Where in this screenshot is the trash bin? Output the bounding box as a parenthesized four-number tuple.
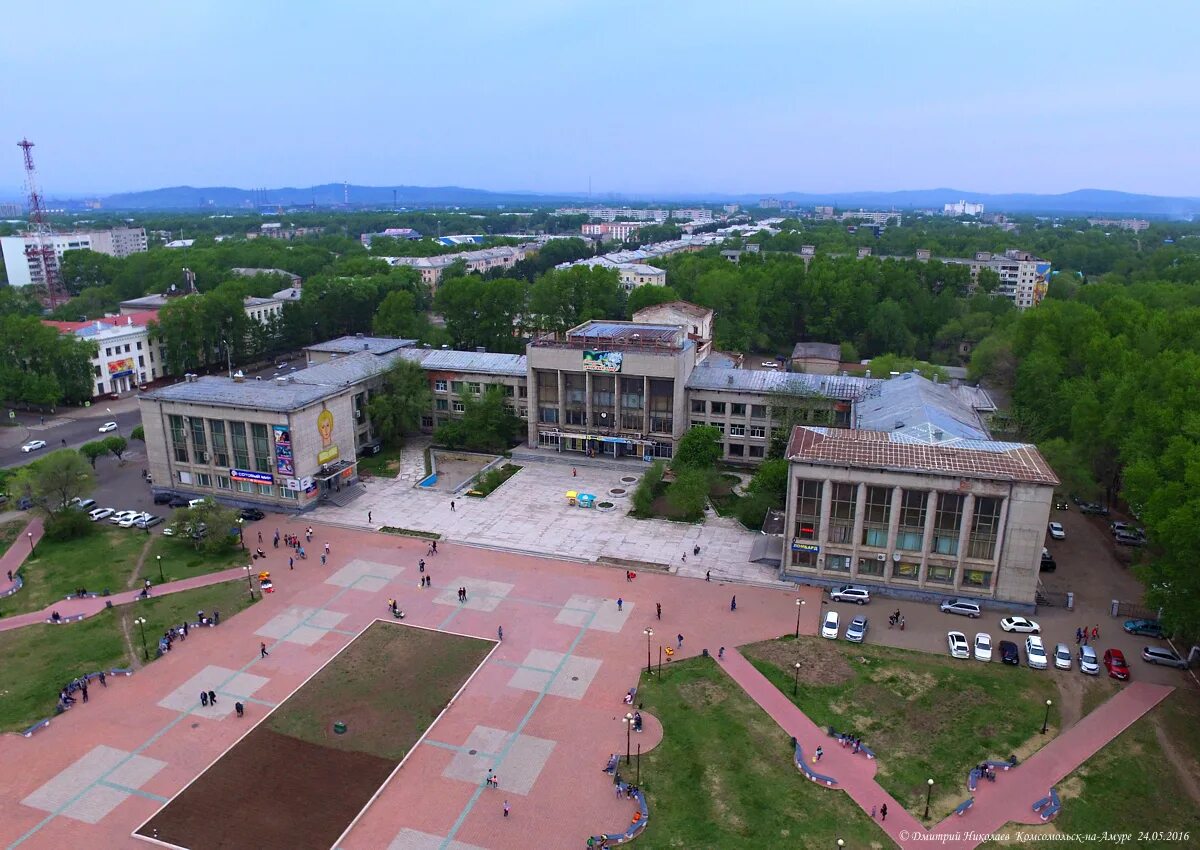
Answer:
(1110, 599, 1119, 618)
(1066, 592, 1074, 611)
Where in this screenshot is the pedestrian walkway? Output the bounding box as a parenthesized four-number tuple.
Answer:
(718, 648, 1174, 850)
(0, 565, 250, 632)
(0, 517, 43, 597)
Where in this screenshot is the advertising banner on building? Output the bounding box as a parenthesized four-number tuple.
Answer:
(230, 468, 274, 484)
(582, 350, 622, 373)
(272, 425, 294, 476)
(107, 357, 136, 378)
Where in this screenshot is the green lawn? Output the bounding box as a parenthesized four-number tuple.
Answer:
(142, 534, 246, 584)
(981, 693, 1200, 849)
(465, 463, 522, 497)
(0, 526, 148, 616)
(357, 445, 405, 478)
(0, 578, 258, 732)
(744, 636, 1059, 820)
(1, 517, 28, 558)
(266, 622, 492, 760)
(634, 656, 887, 849)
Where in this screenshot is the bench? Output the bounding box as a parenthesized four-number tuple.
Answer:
(968, 769, 980, 792)
(793, 741, 838, 788)
(954, 797, 975, 816)
(21, 718, 51, 738)
(828, 729, 876, 759)
(1032, 787, 1061, 821)
(589, 782, 650, 846)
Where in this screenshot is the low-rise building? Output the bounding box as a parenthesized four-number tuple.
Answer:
(789, 342, 842, 375)
(1, 227, 147, 287)
(944, 200, 985, 216)
(119, 293, 286, 323)
(360, 228, 421, 247)
(246, 223, 321, 240)
(383, 245, 531, 288)
(1086, 217, 1150, 232)
(44, 311, 166, 396)
(230, 267, 302, 287)
(581, 221, 648, 242)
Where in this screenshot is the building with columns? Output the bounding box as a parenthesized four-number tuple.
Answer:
(781, 373, 1056, 606)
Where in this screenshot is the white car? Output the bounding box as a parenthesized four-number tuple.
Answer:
(1053, 642, 1073, 670)
(97, 421, 119, 433)
(1026, 636, 1048, 669)
(829, 585, 871, 605)
(119, 512, 151, 528)
(973, 633, 993, 662)
(21, 440, 46, 453)
(1048, 522, 1066, 540)
(947, 631, 970, 659)
(71, 497, 97, 510)
(109, 510, 139, 525)
(1000, 616, 1041, 634)
(88, 507, 114, 521)
(820, 610, 840, 640)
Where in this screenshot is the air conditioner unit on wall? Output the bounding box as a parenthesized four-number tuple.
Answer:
(876, 553, 886, 561)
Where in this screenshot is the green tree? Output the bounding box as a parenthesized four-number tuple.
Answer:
(671, 426, 722, 471)
(632, 460, 665, 516)
(372, 289, 428, 340)
(11, 450, 95, 514)
(0, 315, 96, 405)
(626, 284, 680, 317)
(366, 359, 431, 446)
(434, 386, 522, 453)
(179, 500, 242, 555)
(103, 434, 128, 461)
(131, 425, 145, 442)
(80, 440, 109, 469)
(665, 468, 711, 520)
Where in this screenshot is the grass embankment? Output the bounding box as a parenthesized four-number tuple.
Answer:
(357, 445, 405, 478)
(744, 636, 1059, 820)
(0, 518, 26, 558)
(0, 579, 257, 732)
(634, 656, 886, 849)
(0, 527, 146, 616)
(466, 463, 521, 497)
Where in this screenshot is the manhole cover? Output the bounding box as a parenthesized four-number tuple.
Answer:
(190, 723, 199, 729)
(572, 676, 579, 681)
(468, 749, 478, 755)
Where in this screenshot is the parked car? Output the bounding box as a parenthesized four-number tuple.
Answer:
(70, 498, 97, 510)
(17, 496, 34, 510)
(1079, 502, 1109, 515)
(830, 585, 871, 605)
(119, 512, 151, 528)
(21, 440, 46, 453)
(1104, 648, 1130, 680)
(1123, 619, 1164, 638)
(239, 508, 266, 521)
(136, 515, 164, 529)
(1000, 616, 1041, 634)
(1053, 643, 1073, 670)
(1025, 636, 1048, 670)
(1141, 647, 1187, 669)
(187, 498, 208, 509)
(109, 510, 139, 525)
(1110, 521, 1144, 537)
(973, 633, 993, 662)
(1079, 644, 1100, 675)
(88, 507, 114, 522)
(1040, 556, 1057, 572)
(97, 421, 118, 433)
(947, 631, 970, 659)
(153, 492, 174, 505)
(998, 640, 1020, 666)
(1047, 522, 1066, 540)
(168, 496, 189, 508)
(939, 598, 981, 618)
(1114, 531, 1146, 547)
(820, 611, 840, 640)
(845, 615, 868, 643)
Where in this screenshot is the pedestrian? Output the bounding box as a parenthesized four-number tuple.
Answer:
(572, 467, 577, 477)
(656, 602, 661, 620)
(145, 578, 152, 591)
(450, 500, 455, 512)
(486, 768, 494, 787)
(503, 800, 509, 818)
(1092, 625, 1099, 640)
(1075, 628, 1082, 644)
(718, 646, 725, 659)
(899, 615, 905, 630)
(321, 553, 327, 566)
(626, 571, 632, 583)
(419, 559, 425, 573)
(677, 633, 683, 649)
(306, 526, 313, 542)
(730, 595, 737, 612)
(871, 805, 877, 819)
(208, 690, 217, 705)
(617, 597, 623, 611)
(815, 746, 824, 762)
(289, 556, 294, 570)
(81, 682, 89, 703)
(257, 531, 263, 544)
(681, 552, 686, 562)
(432, 540, 437, 553)
(260, 642, 269, 658)
(368, 511, 373, 523)
(498, 625, 504, 641)
(98, 671, 106, 688)
(6, 570, 11, 582)
(214, 610, 220, 625)
(705, 570, 711, 582)
(200, 691, 209, 707)
(881, 803, 888, 821)
(235, 702, 244, 718)
(324, 542, 330, 556)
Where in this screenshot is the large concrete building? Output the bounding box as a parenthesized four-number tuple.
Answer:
(1, 227, 147, 287)
(781, 372, 1055, 607)
(43, 312, 166, 396)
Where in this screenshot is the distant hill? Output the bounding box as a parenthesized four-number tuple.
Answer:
(83, 183, 1200, 217)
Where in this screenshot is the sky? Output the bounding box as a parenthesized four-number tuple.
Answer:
(1, 0, 1198, 198)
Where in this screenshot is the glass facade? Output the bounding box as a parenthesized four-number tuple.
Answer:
(932, 493, 964, 555)
(969, 497, 1002, 560)
(895, 489, 928, 551)
(828, 482, 856, 544)
(861, 486, 891, 548)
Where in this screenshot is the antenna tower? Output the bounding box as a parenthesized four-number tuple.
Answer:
(17, 138, 64, 307)
(343, 180, 349, 205)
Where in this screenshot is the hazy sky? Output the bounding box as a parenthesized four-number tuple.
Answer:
(1, 1, 1197, 197)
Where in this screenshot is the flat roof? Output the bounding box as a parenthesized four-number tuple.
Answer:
(142, 374, 343, 412)
(398, 348, 527, 376)
(786, 426, 1058, 486)
(566, 321, 682, 346)
(687, 368, 876, 399)
(790, 342, 841, 361)
(305, 336, 417, 356)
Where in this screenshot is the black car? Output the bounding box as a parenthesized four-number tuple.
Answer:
(168, 496, 189, 508)
(998, 640, 1020, 665)
(240, 508, 266, 521)
(1080, 502, 1109, 515)
(1039, 557, 1057, 572)
(153, 492, 174, 505)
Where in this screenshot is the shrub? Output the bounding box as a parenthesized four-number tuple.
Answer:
(43, 508, 95, 542)
(632, 460, 665, 515)
(665, 468, 711, 521)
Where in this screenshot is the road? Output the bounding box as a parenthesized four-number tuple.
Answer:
(1, 402, 143, 470)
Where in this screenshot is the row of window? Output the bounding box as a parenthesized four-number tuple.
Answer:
(104, 339, 154, 357)
(177, 469, 298, 500)
(432, 379, 524, 398)
(169, 415, 276, 474)
(691, 400, 768, 418)
(691, 421, 767, 439)
(790, 551, 993, 588)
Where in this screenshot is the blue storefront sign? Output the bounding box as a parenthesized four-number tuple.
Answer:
(230, 468, 274, 484)
(791, 542, 820, 553)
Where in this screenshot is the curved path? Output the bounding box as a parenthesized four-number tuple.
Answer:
(0, 518, 43, 597)
(719, 647, 1173, 850)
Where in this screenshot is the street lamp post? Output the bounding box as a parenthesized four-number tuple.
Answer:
(837, 841, 845, 850)
(657, 645, 662, 676)
(644, 627, 653, 676)
(28, 532, 36, 557)
(636, 742, 641, 784)
(793, 661, 802, 696)
(134, 616, 148, 660)
(156, 555, 164, 584)
(624, 712, 633, 765)
(795, 598, 805, 638)
(244, 565, 255, 600)
(924, 778, 934, 819)
(1041, 698, 1053, 734)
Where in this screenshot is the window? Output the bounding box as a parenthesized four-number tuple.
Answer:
(730, 424, 745, 437)
(451, 381, 464, 394)
(251, 423, 271, 473)
(196, 472, 212, 488)
(826, 554, 852, 573)
(828, 482, 857, 544)
(467, 382, 482, 395)
(748, 445, 764, 458)
(709, 401, 726, 415)
(536, 371, 558, 404)
(452, 400, 465, 413)
(94, 365, 101, 377)
(793, 479, 822, 540)
(257, 484, 274, 496)
(237, 480, 253, 493)
(861, 486, 891, 548)
(691, 420, 704, 429)
(751, 404, 767, 419)
(435, 398, 448, 411)
(230, 422, 250, 469)
(189, 418, 207, 464)
(137, 341, 143, 350)
(538, 407, 559, 424)
(105, 347, 112, 357)
(648, 378, 673, 433)
(538, 432, 560, 449)
(434, 379, 447, 392)
(691, 399, 706, 413)
(728, 443, 744, 456)
(933, 493, 964, 555)
(519, 385, 528, 398)
(857, 556, 885, 577)
(895, 489, 928, 551)
(893, 560, 920, 580)
(731, 403, 746, 417)
(96, 381, 104, 394)
(927, 564, 955, 584)
(169, 415, 188, 463)
(421, 415, 433, 428)
(124, 344, 130, 353)
(712, 422, 724, 434)
(750, 425, 766, 439)
(138, 355, 145, 367)
(216, 476, 232, 490)
(968, 497, 1002, 560)
(962, 569, 992, 589)
(281, 487, 299, 500)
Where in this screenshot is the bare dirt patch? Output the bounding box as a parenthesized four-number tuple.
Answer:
(743, 637, 854, 687)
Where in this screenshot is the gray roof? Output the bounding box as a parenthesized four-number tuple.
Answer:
(120, 294, 172, 309)
(142, 374, 342, 412)
(855, 372, 990, 444)
(790, 342, 841, 361)
(305, 336, 417, 355)
(687, 368, 877, 400)
(243, 296, 282, 307)
(397, 348, 527, 376)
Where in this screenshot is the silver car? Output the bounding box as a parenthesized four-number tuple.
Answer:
(1079, 644, 1100, 675)
(1141, 647, 1187, 669)
(1053, 643, 1073, 670)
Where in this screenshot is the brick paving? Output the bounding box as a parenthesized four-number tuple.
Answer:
(0, 517, 42, 597)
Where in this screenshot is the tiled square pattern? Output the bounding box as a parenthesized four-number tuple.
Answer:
(22, 745, 165, 824)
(432, 577, 514, 612)
(326, 558, 405, 592)
(256, 605, 348, 646)
(506, 649, 601, 700)
(440, 725, 555, 796)
(157, 665, 269, 718)
(554, 593, 631, 632)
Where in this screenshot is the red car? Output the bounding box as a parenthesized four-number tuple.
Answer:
(1103, 648, 1130, 680)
